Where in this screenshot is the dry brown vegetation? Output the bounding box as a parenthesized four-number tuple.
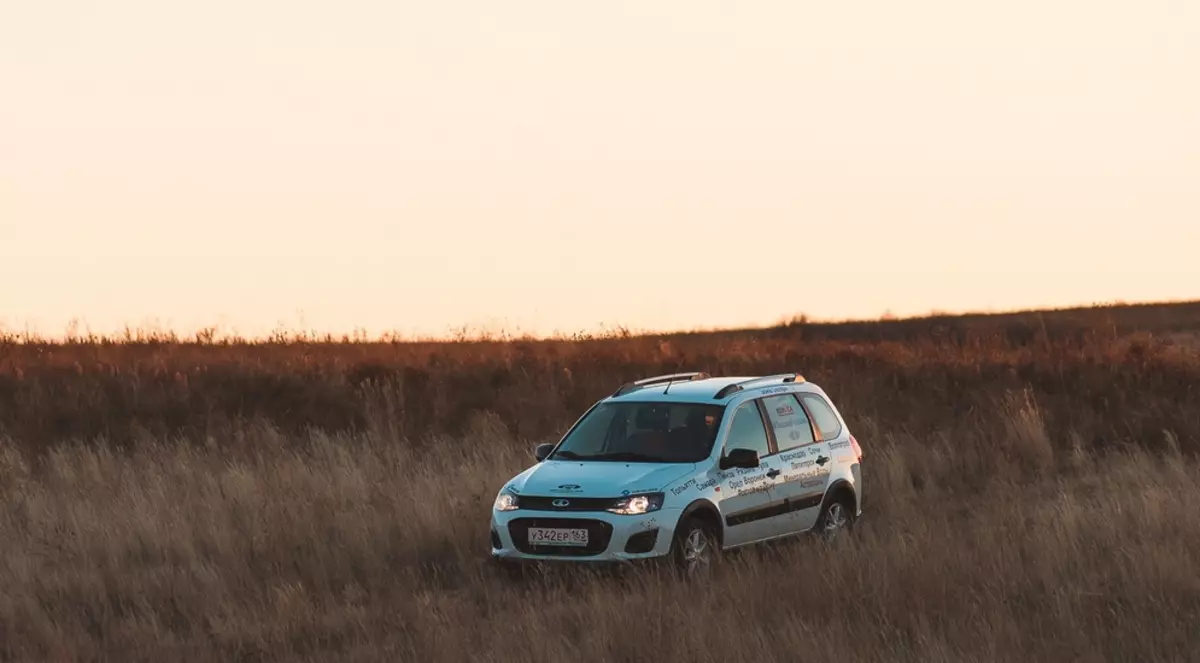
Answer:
(2, 301, 1199, 661)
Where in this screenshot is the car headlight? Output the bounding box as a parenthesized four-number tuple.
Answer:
(493, 489, 520, 512)
(607, 492, 664, 515)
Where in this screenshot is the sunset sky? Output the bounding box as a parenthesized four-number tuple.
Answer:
(3, 0, 1198, 338)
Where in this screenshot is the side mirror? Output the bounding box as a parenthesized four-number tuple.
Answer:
(534, 443, 555, 462)
(720, 448, 760, 470)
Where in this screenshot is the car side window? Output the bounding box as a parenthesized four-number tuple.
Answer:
(801, 394, 843, 439)
(724, 401, 771, 458)
(762, 394, 815, 451)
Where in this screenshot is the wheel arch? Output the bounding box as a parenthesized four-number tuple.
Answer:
(679, 498, 725, 547)
(822, 479, 858, 514)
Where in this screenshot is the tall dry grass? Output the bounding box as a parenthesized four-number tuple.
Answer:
(2, 301, 1199, 458)
(2, 396, 1199, 661)
(2, 302, 1199, 660)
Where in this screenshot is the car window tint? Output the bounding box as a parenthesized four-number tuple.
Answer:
(801, 394, 843, 439)
(725, 401, 771, 457)
(563, 405, 620, 456)
(762, 394, 815, 450)
(551, 402, 725, 463)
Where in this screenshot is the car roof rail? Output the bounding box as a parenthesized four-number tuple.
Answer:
(612, 372, 710, 397)
(713, 373, 805, 399)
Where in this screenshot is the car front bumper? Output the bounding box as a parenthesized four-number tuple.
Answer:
(490, 507, 682, 563)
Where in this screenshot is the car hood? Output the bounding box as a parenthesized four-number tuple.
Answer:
(506, 460, 697, 497)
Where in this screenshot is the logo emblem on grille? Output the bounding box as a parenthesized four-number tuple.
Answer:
(552, 498, 570, 508)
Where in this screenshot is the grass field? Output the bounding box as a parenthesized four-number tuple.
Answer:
(2, 301, 1199, 661)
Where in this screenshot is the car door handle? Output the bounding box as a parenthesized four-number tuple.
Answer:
(816, 456, 829, 466)
(766, 468, 781, 479)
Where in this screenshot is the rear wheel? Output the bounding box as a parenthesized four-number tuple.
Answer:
(670, 516, 720, 578)
(814, 492, 855, 542)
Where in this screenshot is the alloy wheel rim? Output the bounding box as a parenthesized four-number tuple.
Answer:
(823, 503, 848, 537)
(683, 528, 711, 574)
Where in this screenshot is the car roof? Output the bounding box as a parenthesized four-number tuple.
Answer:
(604, 375, 812, 405)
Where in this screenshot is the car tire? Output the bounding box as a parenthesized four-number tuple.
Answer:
(813, 491, 856, 542)
(670, 516, 720, 579)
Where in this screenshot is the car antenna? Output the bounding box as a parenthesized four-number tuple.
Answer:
(663, 377, 676, 395)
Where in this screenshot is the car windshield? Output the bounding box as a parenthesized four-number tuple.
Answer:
(549, 402, 725, 463)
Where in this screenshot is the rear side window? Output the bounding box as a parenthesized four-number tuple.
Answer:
(801, 394, 843, 439)
(762, 394, 815, 451)
(724, 402, 771, 458)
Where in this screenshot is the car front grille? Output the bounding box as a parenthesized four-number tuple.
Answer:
(517, 496, 619, 512)
(508, 518, 614, 557)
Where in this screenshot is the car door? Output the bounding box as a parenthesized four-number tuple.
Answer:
(717, 399, 789, 547)
(760, 393, 832, 534)
(795, 392, 852, 528)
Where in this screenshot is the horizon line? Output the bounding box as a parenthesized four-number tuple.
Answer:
(3, 297, 1197, 345)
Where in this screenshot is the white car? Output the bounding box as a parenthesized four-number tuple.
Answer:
(489, 372, 864, 574)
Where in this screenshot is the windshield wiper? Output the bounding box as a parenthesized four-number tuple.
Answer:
(584, 451, 664, 462)
(550, 449, 584, 460)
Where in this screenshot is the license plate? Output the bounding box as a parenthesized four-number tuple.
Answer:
(528, 527, 589, 546)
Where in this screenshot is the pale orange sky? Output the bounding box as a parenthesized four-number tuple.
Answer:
(2, 0, 1198, 338)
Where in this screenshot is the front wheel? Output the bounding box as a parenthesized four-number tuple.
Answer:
(670, 516, 720, 578)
